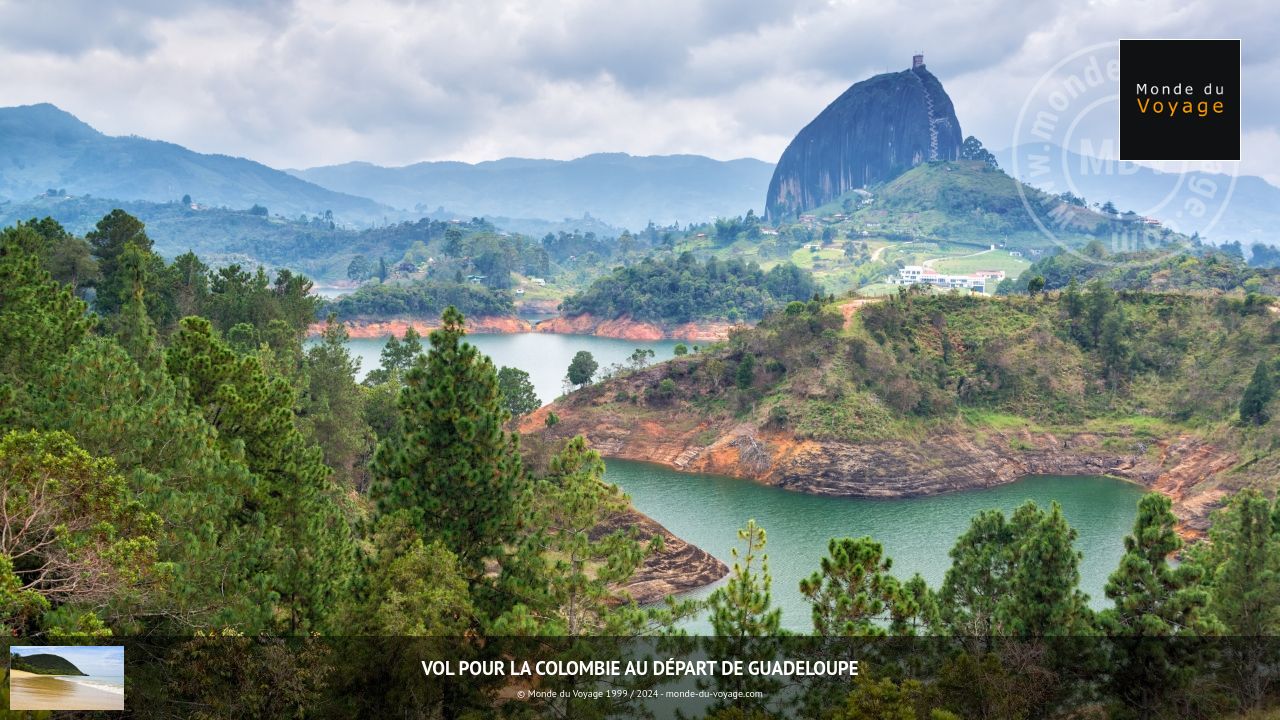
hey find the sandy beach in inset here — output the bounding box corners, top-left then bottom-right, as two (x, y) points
(9, 669), (124, 711)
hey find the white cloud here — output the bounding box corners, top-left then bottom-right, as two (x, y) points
(0, 0), (1276, 174)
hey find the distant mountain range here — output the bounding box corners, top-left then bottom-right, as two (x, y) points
(0, 104), (392, 223)
(0, 104), (774, 232)
(289, 153), (775, 231)
(995, 144), (1280, 250)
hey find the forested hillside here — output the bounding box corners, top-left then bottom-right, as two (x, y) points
(1006, 240), (1280, 295)
(559, 253), (820, 323)
(8, 210), (1280, 718)
(0, 211), (707, 649)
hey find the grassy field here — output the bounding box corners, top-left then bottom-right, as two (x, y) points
(931, 249), (1030, 276)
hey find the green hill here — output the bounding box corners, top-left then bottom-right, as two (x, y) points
(1006, 241), (1280, 295)
(811, 160), (1178, 258)
(530, 289), (1280, 534)
(10, 652), (87, 676)
(0, 103), (390, 224)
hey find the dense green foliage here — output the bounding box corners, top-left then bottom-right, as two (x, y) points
(370, 308), (526, 570)
(328, 278), (514, 319)
(0, 209), (691, 656)
(497, 366), (541, 416)
(630, 288), (1278, 442)
(1009, 241), (1280, 295)
(10, 206), (1280, 717)
(560, 252), (820, 323)
(567, 350), (598, 388)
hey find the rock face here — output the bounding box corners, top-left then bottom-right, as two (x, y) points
(766, 62), (963, 220)
(315, 315), (531, 338)
(605, 508), (728, 604)
(520, 379), (1238, 541)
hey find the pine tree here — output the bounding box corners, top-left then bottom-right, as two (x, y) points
(736, 353), (756, 390)
(1202, 490), (1280, 636)
(36, 337), (272, 631)
(0, 226), (95, 425)
(86, 209), (152, 315)
(167, 317), (356, 632)
(340, 512), (474, 635)
(996, 502), (1093, 636)
(707, 519), (782, 638)
(300, 315), (374, 489)
(702, 520), (786, 718)
(1100, 493), (1218, 717)
(498, 436), (665, 635)
(1239, 360), (1274, 425)
(382, 326), (422, 373)
(1195, 490), (1280, 710)
(112, 242), (163, 371)
(939, 509), (1017, 636)
(1102, 493), (1213, 635)
(801, 536), (936, 636)
(370, 307), (527, 571)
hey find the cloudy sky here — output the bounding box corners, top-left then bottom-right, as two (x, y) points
(2, 0), (1278, 182)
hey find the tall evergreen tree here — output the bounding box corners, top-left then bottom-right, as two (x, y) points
(36, 337), (270, 631)
(0, 226), (95, 426)
(497, 436), (665, 635)
(1239, 360), (1274, 425)
(299, 315), (374, 489)
(167, 317), (356, 632)
(1194, 490), (1280, 710)
(112, 242), (163, 371)
(939, 509), (1017, 637)
(706, 519), (782, 638)
(703, 519), (786, 718)
(86, 209), (152, 315)
(1201, 490), (1280, 636)
(1100, 493), (1219, 718)
(1102, 493), (1214, 635)
(370, 307), (527, 571)
(996, 502), (1093, 636)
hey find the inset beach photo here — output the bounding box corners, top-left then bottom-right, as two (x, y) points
(9, 646), (124, 711)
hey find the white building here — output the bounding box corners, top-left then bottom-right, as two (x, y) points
(895, 265), (1006, 294)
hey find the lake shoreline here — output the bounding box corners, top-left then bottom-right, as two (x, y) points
(521, 390), (1234, 541)
(313, 315), (739, 342)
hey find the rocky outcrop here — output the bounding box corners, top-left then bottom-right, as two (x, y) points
(604, 508), (728, 603)
(521, 401), (1238, 540)
(534, 314), (742, 342)
(766, 62), (963, 220)
(315, 315), (531, 338)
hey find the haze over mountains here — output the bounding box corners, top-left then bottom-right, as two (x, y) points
(0, 103), (773, 232)
(0, 104), (391, 223)
(2, 102), (1278, 251)
(291, 154), (774, 231)
(995, 144), (1280, 250)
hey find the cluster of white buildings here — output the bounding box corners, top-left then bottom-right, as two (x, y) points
(893, 265), (1006, 294)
